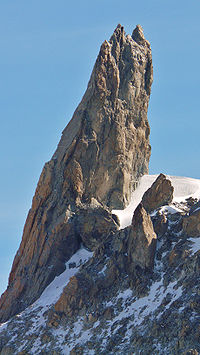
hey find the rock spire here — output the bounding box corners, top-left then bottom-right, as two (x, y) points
(0, 24), (153, 322)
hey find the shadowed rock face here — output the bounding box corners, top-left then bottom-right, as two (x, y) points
(0, 24), (153, 323)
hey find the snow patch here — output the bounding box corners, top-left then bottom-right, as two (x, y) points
(189, 237), (200, 255)
(170, 176), (200, 202)
(113, 175), (200, 229)
(0, 247), (93, 354)
(98, 264), (107, 275)
(102, 277), (183, 346)
(116, 288), (133, 301)
(113, 175), (158, 228)
(32, 247), (93, 309)
(160, 205), (182, 214)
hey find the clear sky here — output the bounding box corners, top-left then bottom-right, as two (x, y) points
(0, 0), (200, 296)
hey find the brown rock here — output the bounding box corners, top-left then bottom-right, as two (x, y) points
(0, 24), (153, 322)
(142, 173), (174, 213)
(168, 248), (179, 266)
(0, 214), (80, 323)
(153, 212), (168, 237)
(54, 24), (152, 210)
(41, 332), (52, 344)
(47, 312), (60, 328)
(183, 205), (200, 237)
(88, 313), (97, 323)
(128, 203), (157, 270)
(54, 274), (91, 317)
(103, 307), (114, 320)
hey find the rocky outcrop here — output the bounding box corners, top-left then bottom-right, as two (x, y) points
(142, 173), (174, 212)
(183, 203), (200, 237)
(55, 23), (152, 209)
(53, 205), (157, 319)
(128, 203), (157, 271)
(0, 24), (153, 323)
(74, 203), (120, 250)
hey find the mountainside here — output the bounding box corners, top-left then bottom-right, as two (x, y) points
(0, 175), (200, 354)
(1, 25), (200, 355)
(0, 24), (153, 323)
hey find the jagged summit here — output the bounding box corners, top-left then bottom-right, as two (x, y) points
(0, 25), (153, 323)
(132, 24), (146, 44)
(113, 23), (124, 33)
(111, 23), (145, 44)
(111, 24), (147, 47)
(114, 23), (124, 30)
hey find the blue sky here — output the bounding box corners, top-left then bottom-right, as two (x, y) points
(0, 0), (200, 296)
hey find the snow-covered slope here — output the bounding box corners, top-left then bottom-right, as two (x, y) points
(113, 175), (200, 228)
(0, 248), (93, 352)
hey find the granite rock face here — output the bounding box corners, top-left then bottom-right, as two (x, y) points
(128, 203), (157, 271)
(142, 173), (174, 212)
(54, 23), (152, 209)
(0, 24), (153, 322)
(183, 203), (200, 237)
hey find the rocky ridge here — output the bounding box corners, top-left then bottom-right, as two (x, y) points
(0, 24), (153, 323)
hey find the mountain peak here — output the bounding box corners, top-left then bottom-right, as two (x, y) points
(115, 23), (124, 30)
(132, 24), (146, 45)
(0, 25), (153, 324)
(113, 23), (125, 34)
(0, 24), (200, 355)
